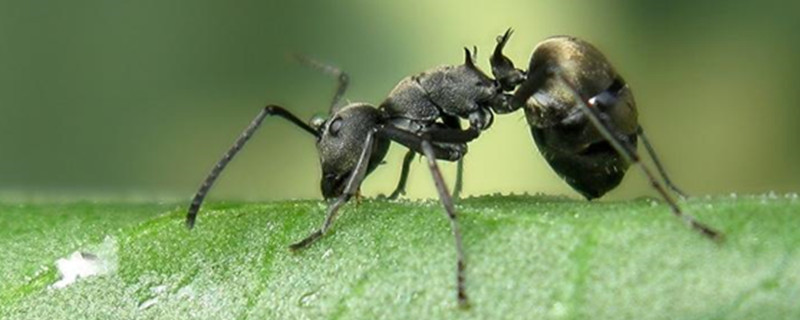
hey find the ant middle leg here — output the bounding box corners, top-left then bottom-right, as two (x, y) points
(441, 114), (466, 199)
(388, 149), (416, 200)
(377, 125), (472, 308)
(292, 54), (350, 114)
(387, 131), (471, 200)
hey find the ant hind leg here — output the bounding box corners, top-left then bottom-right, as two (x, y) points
(555, 73), (723, 242)
(637, 126), (688, 198)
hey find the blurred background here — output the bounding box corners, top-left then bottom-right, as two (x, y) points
(1, 0), (798, 202)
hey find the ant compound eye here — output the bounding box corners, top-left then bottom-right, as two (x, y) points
(328, 117), (343, 136)
(309, 114), (327, 131)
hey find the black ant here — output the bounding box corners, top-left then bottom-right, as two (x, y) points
(184, 29), (722, 308)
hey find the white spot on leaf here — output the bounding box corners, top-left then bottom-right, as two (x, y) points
(50, 236), (117, 289)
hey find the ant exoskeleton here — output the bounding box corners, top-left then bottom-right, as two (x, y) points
(184, 29), (723, 309)
(185, 47), (514, 308)
(489, 29), (722, 240)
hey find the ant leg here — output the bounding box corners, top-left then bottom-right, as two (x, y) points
(420, 140), (470, 308)
(387, 126), (473, 199)
(426, 127), (473, 199)
(289, 130), (376, 250)
(388, 149), (416, 200)
(293, 54), (349, 114)
(388, 129), (477, 200)
(453, 158), (464, 199)
(377, 126), (470, 308)
(186, 105), (317, 228)
(555, 74), (722, 242)
(424, 127), (481, 144)
(637, 126), (688, 198)
(378, 126), (478, 160)
(440, 115), (466, 199)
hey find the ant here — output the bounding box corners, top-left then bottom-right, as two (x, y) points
(184, 29), (723, 308)
(185, 46), (513, 308)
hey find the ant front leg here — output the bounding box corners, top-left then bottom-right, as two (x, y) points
(289, 130), (377, 251)
(186, 105), (318, 228)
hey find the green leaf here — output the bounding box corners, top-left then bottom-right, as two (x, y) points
(2, 195), (799, 319)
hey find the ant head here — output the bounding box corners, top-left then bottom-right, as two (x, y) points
(315, 103), (388, 199)
(491, 28), (526, 92)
